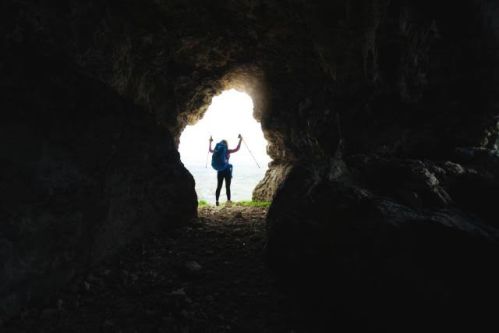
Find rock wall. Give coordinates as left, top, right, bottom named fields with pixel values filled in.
left=261, top=0, right=499, bottom=328
left=0, top=3, right=198, bottom=316
left=252, top=162, right=292, bottom=201
left=266, top=155, right=499, bottom=328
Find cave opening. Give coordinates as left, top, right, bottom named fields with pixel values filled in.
left=179, top=89, right=272, bottom=204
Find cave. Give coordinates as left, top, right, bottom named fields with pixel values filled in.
left=2, top=0, right=499, bottom=331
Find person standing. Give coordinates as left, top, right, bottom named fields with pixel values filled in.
left=209, top=134, right=242, bottom=206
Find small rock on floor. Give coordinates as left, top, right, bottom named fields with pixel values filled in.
left=185, top=261, right=203, bottom=272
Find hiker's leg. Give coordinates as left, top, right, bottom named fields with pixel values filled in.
left=216, top=171, right=224, bottom=203
left=225, top=170, right=232, bottom=201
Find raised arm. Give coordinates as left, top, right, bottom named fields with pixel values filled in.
left=209, top=136, right=214, bottom=152
left=228, top=134, right=242, bottom=153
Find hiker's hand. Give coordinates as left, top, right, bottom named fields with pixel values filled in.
left=238, top=134, right=242, bottom=139
left=209, top=136, right=213, bottom=142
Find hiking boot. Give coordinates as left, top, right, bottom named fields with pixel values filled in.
left=216, top=201, right=219, bottom=206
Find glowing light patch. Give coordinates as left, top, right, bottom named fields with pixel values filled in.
left=178, top=89, right=271, bottom=202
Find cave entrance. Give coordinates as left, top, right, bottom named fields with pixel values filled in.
left=179, top=89, right=272, bottom=204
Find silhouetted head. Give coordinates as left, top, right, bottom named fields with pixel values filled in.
left=221, top=140, right=228, bottom=146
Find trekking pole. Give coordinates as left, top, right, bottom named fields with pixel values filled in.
left=242, top=138, right=261, bottom=168
left=206, top=135, right=212, bottom=168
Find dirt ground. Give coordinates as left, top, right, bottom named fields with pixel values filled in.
left=3, top=206, right=297, bottom=333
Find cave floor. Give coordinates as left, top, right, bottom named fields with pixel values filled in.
left=4, top=206, right=296, bottom=333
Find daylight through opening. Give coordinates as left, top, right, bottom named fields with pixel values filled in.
left=179, top=89, right=272, bottom=204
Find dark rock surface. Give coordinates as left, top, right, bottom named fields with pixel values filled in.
left=266, top=159, right=499, bottom=329
left=252, top=162, right=292, bottom=201
left=0, top=42, right=196, bottom=317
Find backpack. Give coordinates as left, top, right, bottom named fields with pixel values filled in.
left=211, top=141, right=229, bottom=171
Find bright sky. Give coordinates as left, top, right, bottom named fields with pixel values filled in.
left=179, top=89, right=271, bottom=167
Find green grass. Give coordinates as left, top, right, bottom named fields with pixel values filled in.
left=198, top=200, right=209, bottom=207
left=234, top=201, right=271, bottom=208
left=197, top=200, right=271, bottom=208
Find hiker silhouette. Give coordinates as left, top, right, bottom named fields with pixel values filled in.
left=209, top=134, right=242, bottom=206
